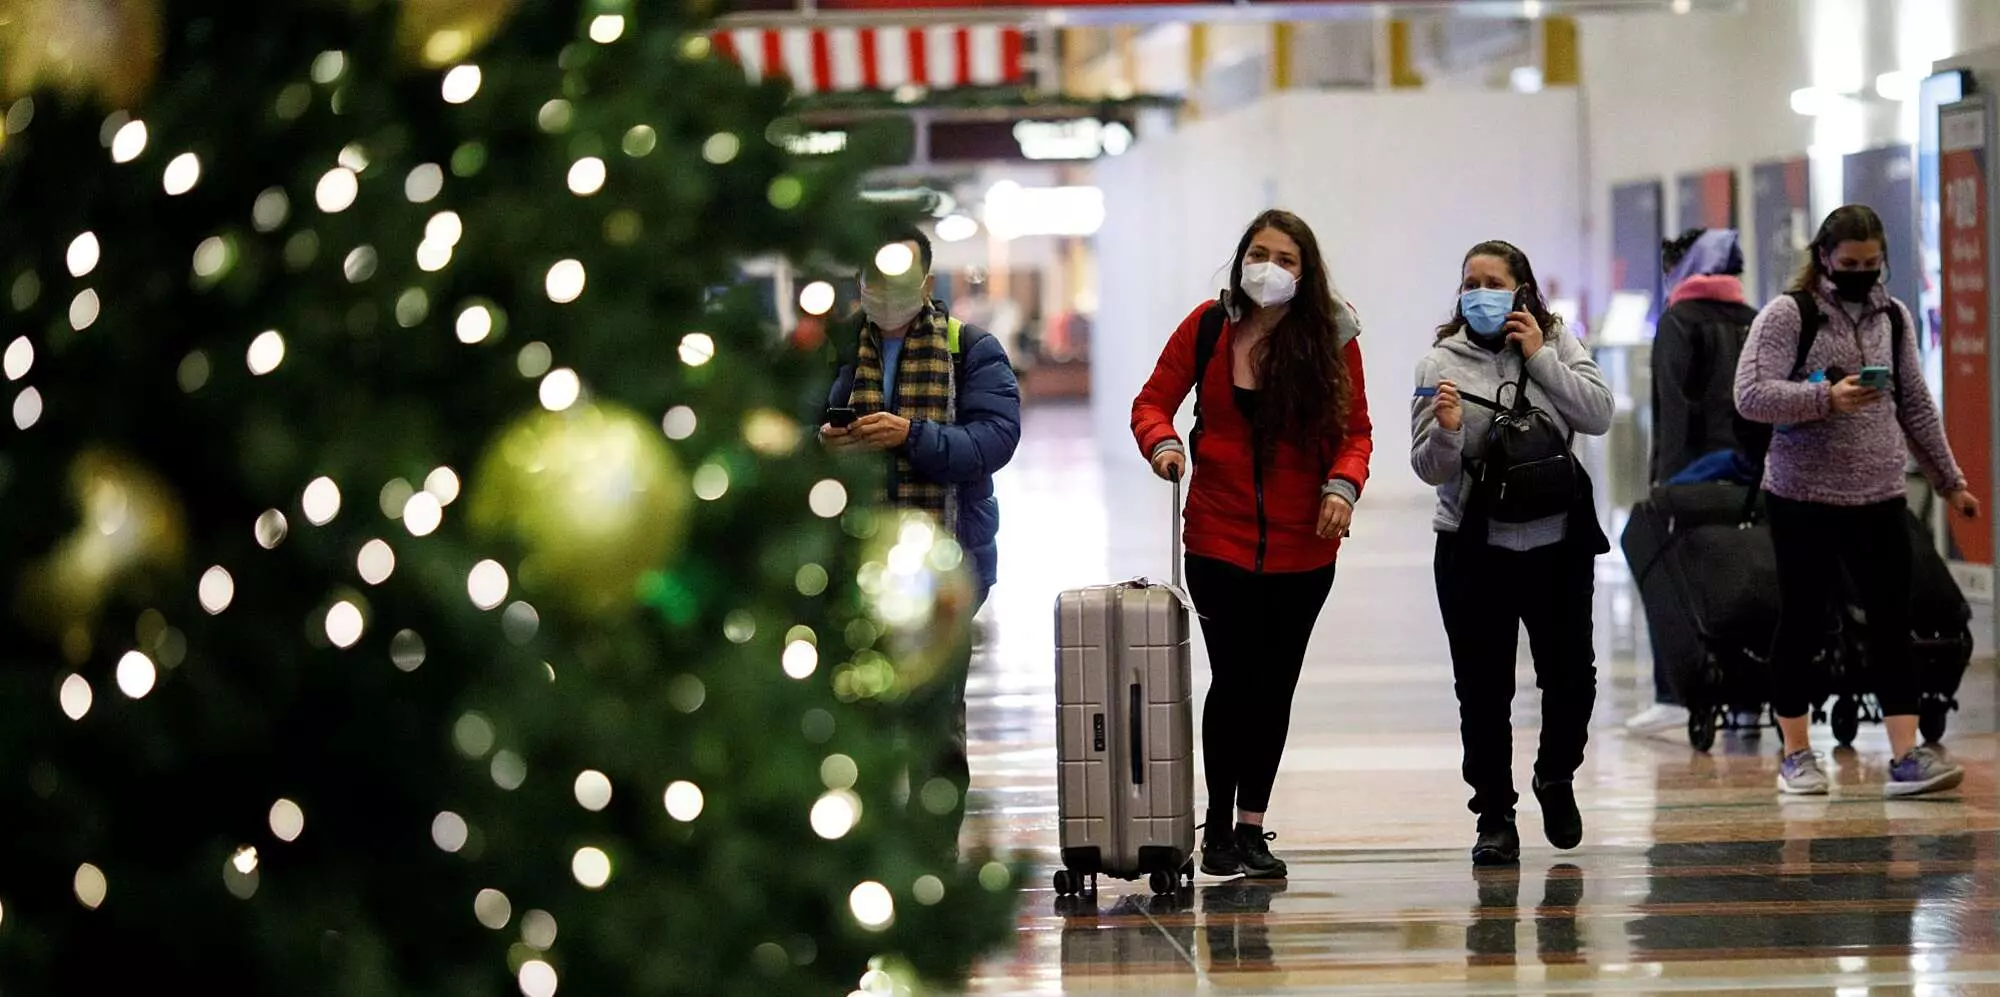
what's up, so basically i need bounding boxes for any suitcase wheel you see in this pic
[1831,696,1860,747]
[1687,707,1717,753]
[1053,869,1097,897]
[1148,870,1174,895]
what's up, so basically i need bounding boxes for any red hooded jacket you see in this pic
[1131,298,1374,574]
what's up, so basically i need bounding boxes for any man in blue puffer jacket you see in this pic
[820,227,1021,847]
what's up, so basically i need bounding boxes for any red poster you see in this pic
[1940,101,1991,564]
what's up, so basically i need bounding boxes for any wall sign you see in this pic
[1011,118,1133,160]
[1675,166,1738,233]
[1844,144,1920,320]
[1750,157,1810,307]
[1609,179,1663,325]
[1941,98,1993,566]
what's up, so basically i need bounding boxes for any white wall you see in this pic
[1092,88,1583,504]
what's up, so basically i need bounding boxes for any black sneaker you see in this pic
[1472,815,1521,867]
[1533,776,1583,850]
[1234,824,1287,879]
[1199,820,1241,877]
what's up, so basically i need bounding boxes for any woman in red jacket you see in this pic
[1131,209,1373,880]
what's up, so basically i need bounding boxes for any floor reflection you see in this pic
[963,403,2000,994]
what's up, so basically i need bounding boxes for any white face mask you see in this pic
[860,288,926,331]
[860,270,930,330]
[1239,260,1298,309]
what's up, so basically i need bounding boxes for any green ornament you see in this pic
[469,401,691,619]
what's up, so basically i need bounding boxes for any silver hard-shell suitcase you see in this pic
[1051,475,1196,897]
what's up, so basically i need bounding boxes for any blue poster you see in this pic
[1750,157,1810,307]
[1610,180,1663,324]
[1843,144,1919,319]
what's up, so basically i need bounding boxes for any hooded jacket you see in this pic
[1410,326,1615,551]
[1651,274,1759,483]
[1131,295,1374,574]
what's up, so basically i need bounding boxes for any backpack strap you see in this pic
[1458,391,1502,412]
[1886,301,1905,409]
[1189,303,1227,455]
[947,316,962,355]
[1783,289,1823,380]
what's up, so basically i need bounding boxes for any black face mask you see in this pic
[1829,269,1880,303]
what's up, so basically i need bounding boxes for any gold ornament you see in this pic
[16,448,187,649]
[394,0,520,69]
[0,0,163,109]
[852,509,975,695]
[468,402,692,619]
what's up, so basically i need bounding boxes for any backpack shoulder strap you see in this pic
[1784,289,1823,379]
[946,317,994,388]
[1887,302,1906,408]
[1190,303,1227,433]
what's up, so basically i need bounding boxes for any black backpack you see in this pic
[1737,289,1904,489]
[1460,379,1579,525]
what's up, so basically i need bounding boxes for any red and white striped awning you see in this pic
[712,26,1028,93]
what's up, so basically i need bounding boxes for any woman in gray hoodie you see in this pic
[1411,240,1615,867]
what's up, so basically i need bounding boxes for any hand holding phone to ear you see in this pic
[1504,288,1545,358]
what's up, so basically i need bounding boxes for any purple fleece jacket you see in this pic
[1733,278,1965,506]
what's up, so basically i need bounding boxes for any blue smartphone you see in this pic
[1858,366,1891,390]
[1414,386,1439,398]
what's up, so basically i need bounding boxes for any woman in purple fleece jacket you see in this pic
[1734,204,1979,799]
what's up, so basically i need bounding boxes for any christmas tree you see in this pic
[0,1,1017,993]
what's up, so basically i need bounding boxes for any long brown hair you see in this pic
[1433,240,1563,343]
[1788,204,1887,293]
[1228,210,1352,449]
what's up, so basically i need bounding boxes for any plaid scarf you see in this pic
[848,302,958,534]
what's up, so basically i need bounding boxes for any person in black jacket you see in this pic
[1650,228,1760,483]
[1627,228,1761,737]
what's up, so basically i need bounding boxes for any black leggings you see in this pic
[1766,494,1917,719]
[1434,532,1598,819]
[1185,554,1336,816]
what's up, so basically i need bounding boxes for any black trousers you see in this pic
[906,589,989,851]
[1434,532,1598,819]
[1185,554,1337,816]
[1765,494,1917,719]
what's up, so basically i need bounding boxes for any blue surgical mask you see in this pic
[1459,288,1514,337]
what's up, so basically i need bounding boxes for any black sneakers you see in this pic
[1533,776,1583,850]
[1199,817,1241,877]
[1235,824,1288,879]
[1472,815,1521,867]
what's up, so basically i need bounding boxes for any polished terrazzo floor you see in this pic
[958,404,2000,995]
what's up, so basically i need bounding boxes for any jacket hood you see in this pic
[1668,274,1747,307]
[1665,228,1743,291]
[1435,328,1514,363]
[1222,289,1363,349]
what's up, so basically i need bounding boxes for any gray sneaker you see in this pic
[1885,746,1964,798]
[1777,748,1829,795]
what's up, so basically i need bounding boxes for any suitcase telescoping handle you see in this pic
[1169,467,1183,590]
[1125,467,1183,789]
